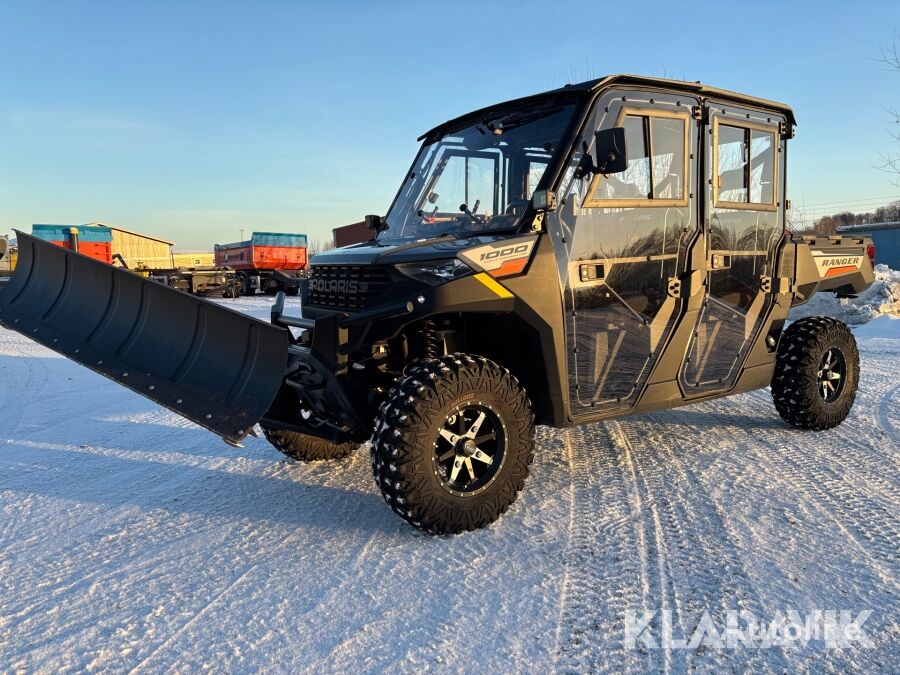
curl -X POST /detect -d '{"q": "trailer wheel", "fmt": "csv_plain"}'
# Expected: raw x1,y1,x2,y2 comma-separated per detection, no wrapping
261,426,357,461
771,316,860,430
371,354,534,534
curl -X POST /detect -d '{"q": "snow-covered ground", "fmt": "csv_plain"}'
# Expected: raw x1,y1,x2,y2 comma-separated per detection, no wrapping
1,294,898,673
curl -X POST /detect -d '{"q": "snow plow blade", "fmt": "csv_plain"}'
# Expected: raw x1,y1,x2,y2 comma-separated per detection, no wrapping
0,232,290,443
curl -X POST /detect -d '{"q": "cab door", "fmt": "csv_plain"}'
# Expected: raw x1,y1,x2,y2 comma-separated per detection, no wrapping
679,104,786,393
552,90,700,416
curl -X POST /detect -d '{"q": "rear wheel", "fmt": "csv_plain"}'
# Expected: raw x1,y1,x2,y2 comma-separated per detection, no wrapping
771,316,860,430
261,426,357,461
371,354,534,534
222,283,241,299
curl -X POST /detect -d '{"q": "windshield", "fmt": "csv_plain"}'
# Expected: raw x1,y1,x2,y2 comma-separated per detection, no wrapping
381,100,580,242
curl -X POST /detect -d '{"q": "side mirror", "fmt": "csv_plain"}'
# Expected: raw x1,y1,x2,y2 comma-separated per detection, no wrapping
532,189,557,212
365,214,387,232
593,127,628,174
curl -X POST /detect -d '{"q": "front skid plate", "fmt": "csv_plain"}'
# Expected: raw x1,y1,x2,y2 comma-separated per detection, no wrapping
0,232,289,442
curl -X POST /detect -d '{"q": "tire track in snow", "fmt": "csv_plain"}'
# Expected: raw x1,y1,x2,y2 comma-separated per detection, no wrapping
723,385,900,582
737,389,900,513
138,451,408,673
552,424,656,674
311,431,574,674
128,565,259,674
612,419,792,673
549,429,579,672
752,437,900,590
0,349,55,556
876,382,899,439
613,421,672,675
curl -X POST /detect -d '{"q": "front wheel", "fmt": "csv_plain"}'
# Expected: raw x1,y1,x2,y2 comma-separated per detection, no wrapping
371,354,535,535
771,316,860,430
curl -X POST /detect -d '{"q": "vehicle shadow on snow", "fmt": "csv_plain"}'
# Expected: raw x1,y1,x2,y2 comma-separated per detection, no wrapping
1,435,402,536
630,405,787,432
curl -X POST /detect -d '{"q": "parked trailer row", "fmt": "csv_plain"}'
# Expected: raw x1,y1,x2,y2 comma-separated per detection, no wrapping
26,225,311,298
31,225,241,297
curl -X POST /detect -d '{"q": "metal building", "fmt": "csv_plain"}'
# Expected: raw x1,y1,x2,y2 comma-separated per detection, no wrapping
93,223,174,270
171,252,215,268
837,222,900,269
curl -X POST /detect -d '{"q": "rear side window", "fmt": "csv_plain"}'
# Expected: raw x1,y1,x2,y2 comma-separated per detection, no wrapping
714,119,778,210
584,108,689,208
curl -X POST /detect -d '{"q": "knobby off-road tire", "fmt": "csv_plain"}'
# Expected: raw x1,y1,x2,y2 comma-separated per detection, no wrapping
771,316,860,430
371,354,535,535
261,427,357,461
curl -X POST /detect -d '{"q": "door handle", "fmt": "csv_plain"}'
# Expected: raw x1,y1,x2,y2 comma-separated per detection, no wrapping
579,263,605,282
710,253,731,270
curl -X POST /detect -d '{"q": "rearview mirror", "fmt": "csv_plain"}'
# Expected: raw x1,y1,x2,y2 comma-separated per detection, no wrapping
594,127,628,174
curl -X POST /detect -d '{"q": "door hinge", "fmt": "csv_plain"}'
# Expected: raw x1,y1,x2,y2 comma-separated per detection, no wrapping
761,275,793,294
667,276,682,298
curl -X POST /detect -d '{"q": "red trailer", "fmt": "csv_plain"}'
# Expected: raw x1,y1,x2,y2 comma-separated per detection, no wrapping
32,224,114,264
215,232,308,295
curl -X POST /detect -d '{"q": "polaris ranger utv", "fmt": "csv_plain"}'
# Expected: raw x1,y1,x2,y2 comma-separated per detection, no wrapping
0,75,875,534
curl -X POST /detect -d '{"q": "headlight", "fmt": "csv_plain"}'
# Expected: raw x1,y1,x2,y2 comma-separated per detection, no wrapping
395,258,474,286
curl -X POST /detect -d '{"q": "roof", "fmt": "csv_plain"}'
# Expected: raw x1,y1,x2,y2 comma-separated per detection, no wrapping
837,221,900,233
84,222,174,246
421,74,796,140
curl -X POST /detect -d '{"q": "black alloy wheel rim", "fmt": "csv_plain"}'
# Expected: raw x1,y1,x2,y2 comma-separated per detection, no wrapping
433,402,506,496
817,347,846,403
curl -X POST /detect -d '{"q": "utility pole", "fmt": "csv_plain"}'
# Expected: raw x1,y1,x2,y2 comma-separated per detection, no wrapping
239,228,245,240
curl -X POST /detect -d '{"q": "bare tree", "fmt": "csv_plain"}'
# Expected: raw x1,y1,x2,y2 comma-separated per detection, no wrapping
876,33,900,183
308,236,335,255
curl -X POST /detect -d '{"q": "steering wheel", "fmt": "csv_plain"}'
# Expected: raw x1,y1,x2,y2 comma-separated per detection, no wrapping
505,199,530,216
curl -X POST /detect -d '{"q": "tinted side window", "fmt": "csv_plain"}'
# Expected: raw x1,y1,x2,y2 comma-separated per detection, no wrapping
750,129,775,204
584,109,688,207
651,116,686,200
526,160,549,198
714,121,777,210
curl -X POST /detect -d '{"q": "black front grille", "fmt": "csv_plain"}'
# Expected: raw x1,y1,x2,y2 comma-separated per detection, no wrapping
306,265,392,310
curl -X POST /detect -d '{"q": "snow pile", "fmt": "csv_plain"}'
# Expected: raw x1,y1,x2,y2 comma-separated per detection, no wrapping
789,264,900,325
854,313,900,339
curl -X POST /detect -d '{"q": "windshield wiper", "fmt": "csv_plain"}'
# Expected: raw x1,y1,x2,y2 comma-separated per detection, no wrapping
481,103,568,134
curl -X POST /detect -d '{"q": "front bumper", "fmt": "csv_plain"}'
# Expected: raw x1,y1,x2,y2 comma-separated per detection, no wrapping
263,293,416,442
262,272,517,442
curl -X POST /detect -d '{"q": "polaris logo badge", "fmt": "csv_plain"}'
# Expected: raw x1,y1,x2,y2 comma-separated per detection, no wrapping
309,278,369,294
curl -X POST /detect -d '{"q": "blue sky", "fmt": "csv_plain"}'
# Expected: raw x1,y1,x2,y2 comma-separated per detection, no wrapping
1,0,898,248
